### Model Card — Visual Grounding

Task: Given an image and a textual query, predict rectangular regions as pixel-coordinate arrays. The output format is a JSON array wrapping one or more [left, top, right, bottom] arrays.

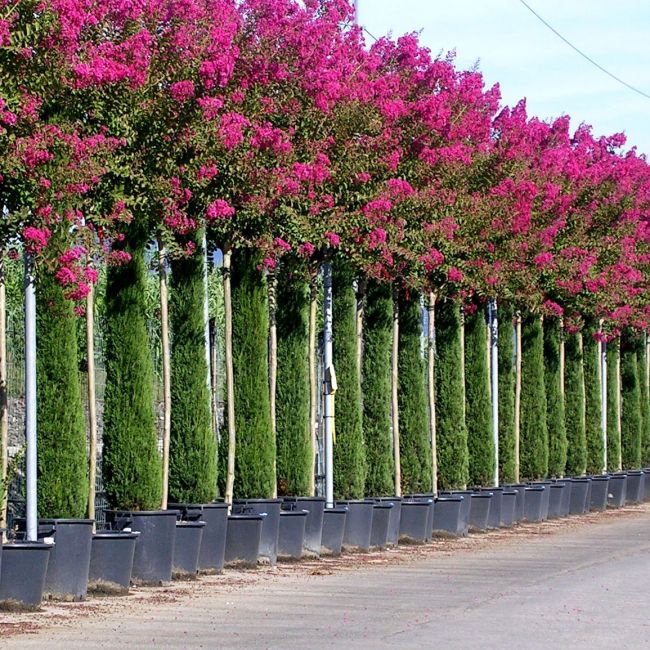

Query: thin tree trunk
[[391, 286, 401, 496], [268, 270, 278, 498], [514, 313, 522, 483], [210, 318, 219, 435], [356, 277, 366, 388], [459, 308, 467, 489], [0, 254, 7, 539], [427, 292, 437, 496], [308, 273, 318, 496], [224, 249, 236, 506], [159, 244, 171, 510], [86, 280, 98, 524], [559, 318, 565, 396], [616, 346, 622, 471]]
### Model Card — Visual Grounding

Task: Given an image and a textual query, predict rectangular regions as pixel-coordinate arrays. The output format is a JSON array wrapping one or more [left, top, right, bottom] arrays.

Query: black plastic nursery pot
[[277, 510, 308, 560], [169, 502, 229, 573], [224, 513, 265, 568], [643, 469, 650, 501], [553, 479, 572, 517], [504, 485, 527, 522], [522, 486, 545, 523], [432, 496, 465, 537], [588, 476, 610, 512], [528, 483, 550, 521], [481, 488, 503, 530], [321, 506, 348, 556], [337, 500, 374, 552], [107, 510, 178, 586], [624, 471, 644, 504], [172, 521, 205, 579], [372, 497, 402, 546], [500, 490, 517, 527], [38, 519, 93, 601], [569, 478, 591, 515], [282, 497, 325, 557], [369, 502, 393, 550], [0, 542, 53, 611], [399, 500, 431, 543], [546, 483, 566, 519], [607, 473, 627, 507], [88, 531, 139, 595], [404, 494, 436, 540], [233, 499, 281, 565], [467, 492, 492, 533]]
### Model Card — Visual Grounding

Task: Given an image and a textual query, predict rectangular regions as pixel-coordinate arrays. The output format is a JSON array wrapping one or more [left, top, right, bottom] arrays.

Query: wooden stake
[[308, 273, 318, 496], [427, 292, 437, 496], [86, 279, 98, 525], [514, 313, 522, 483], [159, 244, 171, 510], [391, 286, 401, 496], [223, 249, 236, 507]]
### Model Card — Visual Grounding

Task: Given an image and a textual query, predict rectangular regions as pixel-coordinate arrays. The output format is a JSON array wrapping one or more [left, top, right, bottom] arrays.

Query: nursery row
[[0, 469, 648, 610]]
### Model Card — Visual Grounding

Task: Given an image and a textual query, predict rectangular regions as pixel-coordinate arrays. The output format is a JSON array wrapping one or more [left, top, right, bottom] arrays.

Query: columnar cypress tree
[[362, 279, 394, 496], [583, 318, 604, 474], [397, 291, 431, 493], [498, 302, 516, 483], [564, 331, 586, 476], [465, 305, 494, 487], [168, 232, 217, 503], [639, 334, 650, 466], [332, 260, 366, 498], [275, 272, 312, 496], [620, 329, 641, 469], [36, 272, 87, 518], [606, 339, 621, 471], [435, 299, 468, 489], [519, 312, 547, 480], [220, 248, 274, 498], [103, 235, 161, 510], [544, 317, 566, 477]]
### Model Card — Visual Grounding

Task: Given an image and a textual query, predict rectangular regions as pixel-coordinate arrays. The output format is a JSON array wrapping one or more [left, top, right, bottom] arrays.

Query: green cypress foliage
[[168, 232, 217, 503], [544, 318, 566, 477], [519, 313, 548, 480], [564, 331, 586, 476], [275, 272, 312, 496], [103, 236, 161, 510], [620, 329, 642, 469], [223, 249, 274, 498], [36, 272, 87, 518], [606, 339, 621, 471], [332, 260, 366, 499], [435, 299, 469, 489], [583, 319, 604, 474], [639, 335, 650, 466], [362, 280, 394, 496], [465, 305, 494, 487], [497, 303, 516, 483], [397, 291, 432, 494]]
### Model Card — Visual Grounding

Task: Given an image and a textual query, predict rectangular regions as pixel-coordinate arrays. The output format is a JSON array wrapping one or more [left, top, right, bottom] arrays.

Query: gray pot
[[88, 531, 139, 595], [528, 482, 551, 520], [233, 499, 281, 565], [321, 506, 347, 556], [38, 519, 93, 601], [337, 500, 373, 552], [432, 496, 464, 537], [372, 497, 402, 546], [625, 471, 644, 504], [504, 484, 527, 522], [523, 486, 545, 522], [224, 513, 265, 568], [0, 542, 53, 610], [500, 491, 517, 527], [569, 478, 591, 515], [643, 469, 650, 501], [403, 494, 437, 540], [482, 488, 503, 529], [588, 476, 610, 512], [107, 510, 178, 586], [369, 502, 393, 550], [547, 483, 566, 519], [468, 493, 492, 532], [607, 474, 627, 507], [172, 521, 205, 579], [399, 501, 431, 543], [278, 510, 308, 560], [556, 479, 572, 517], [282, 497, 325, 556]]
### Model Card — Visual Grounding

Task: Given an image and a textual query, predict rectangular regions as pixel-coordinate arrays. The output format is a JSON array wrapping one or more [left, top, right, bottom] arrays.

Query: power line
[[518, 0, 650, 100]]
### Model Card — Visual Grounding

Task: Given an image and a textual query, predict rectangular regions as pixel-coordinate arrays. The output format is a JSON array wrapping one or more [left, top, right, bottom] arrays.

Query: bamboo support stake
[[308, 274, 318, 496], [356, 277, 366, 390], [224, 250, 236, 507], [616, 343, 622, 471], [391, 286, 401, 496], [159, 244, 171, 510], [427, 292, 437, 496], [514, 314, 522, 483], [86, 280, 98, 524]]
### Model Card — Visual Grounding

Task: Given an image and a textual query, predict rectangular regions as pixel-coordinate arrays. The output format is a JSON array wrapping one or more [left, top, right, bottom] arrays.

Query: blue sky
[[358, 0, 650, 156]]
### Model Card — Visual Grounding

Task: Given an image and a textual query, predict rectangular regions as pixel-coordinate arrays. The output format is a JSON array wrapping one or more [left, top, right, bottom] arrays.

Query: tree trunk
[[391, 286, 401, 496], [268, 270, 278, 498], [210, 318, 219, 435], [427, 292, 437, 496], [514, 314, 522, 483], [159, 244, 171, 510], [308, 274, 318, 496], [223, 249, 236, 507], [356, 277, 366, 387], [86, 280, 98, 524], [616, 343, 623, 470], [0, 254, 7, 538]]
